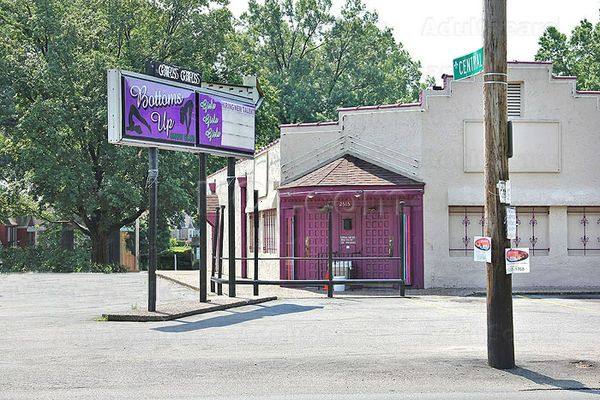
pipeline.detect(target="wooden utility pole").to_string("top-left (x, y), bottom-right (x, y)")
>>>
top-left (483, 0), bottom-right (515, 369)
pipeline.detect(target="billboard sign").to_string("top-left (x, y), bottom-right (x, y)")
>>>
top-left (198, 93), bottom-right (256, 156)
top-left (145, 60), bottom-right (201, 87)
top-left (122, 75), bottom-right (197, 147)
top-left (108, 69), bottom-right (256, 158)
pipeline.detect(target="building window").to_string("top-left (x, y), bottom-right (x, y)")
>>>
top-left (508, 82), bottom-right (522, 117)
top-left (567, 207), bottom-right (600, 256)
top-left (449, 206), bottom-right (485, 256)
top-left (27, 231), bottom-right (35, 246)
top-left (248, 213), bottom-right (255, 253)
top-left (262, 209), bottom-right (277, 254)
top-left (510, 207), bottom-right (549, 255)
top-left (449, 206), bottom-right (549, 256)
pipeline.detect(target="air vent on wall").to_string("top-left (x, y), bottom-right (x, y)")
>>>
top-left (508, 82), bottom-right (522, 117)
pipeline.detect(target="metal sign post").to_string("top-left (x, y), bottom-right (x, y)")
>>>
top-left (198, 153), bottom-right (207, 302)
top-left (147, 147), bottom-right (158, 312)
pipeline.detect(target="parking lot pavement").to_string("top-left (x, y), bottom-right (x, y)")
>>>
top-left (1, 273), bottom-right (599, 399)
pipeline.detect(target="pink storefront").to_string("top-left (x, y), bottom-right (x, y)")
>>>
top-left (278, 155), bottom-right (425, 288)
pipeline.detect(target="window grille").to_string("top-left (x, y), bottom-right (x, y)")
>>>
top-left (449, 206), bottom-right (485, 256)
top-left (510, 207), bottom-right (549, 255)
top-left (567, 207), bottom-right (600, 256)
top-left (507, 82), bottom-right (522, 117)
top-left (262, 209), bottom-right (277, 254)
top-left (449, 206), bottom-right (549, 256)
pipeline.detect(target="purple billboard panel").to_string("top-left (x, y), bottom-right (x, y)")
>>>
top-left (198, 93), bottom-right (256, 156)
top-left (122, 76), bottom-right (196, 147)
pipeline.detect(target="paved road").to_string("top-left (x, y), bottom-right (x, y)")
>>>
top-left (1, 273), bottom-right (599, 399)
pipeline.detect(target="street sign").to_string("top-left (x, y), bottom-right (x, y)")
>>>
top-left (453, 48), bottom-right (484, 81)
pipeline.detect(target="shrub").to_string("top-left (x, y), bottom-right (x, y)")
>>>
top-left (0, 224), bottom-right (124, 273)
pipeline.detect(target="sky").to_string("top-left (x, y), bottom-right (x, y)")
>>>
top-left (227, 0), bottom-right (599, 83)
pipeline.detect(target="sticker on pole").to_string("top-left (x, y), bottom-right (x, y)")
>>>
top-left (505, 248), bottom-right (530, 274)
top-left (506, 206), bottom-right (517, 240)
top-left (474, 236), bottom-right (492, 263)
top-left (497, 180), bottom-right (511, 204)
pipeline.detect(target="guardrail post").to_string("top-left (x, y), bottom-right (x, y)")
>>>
top-left (327, 205), bottom-right (333, 298)
top-left (399, 201), bottom-right (406, 297)
top-left (253, 189), bottom-right (259, 296)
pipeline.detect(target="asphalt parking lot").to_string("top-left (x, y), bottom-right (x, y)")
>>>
top-left (1, 273), bottom-right (599, 399)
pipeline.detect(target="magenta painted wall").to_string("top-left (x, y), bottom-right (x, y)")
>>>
top-left (279, 185), bottom-right (425, 288)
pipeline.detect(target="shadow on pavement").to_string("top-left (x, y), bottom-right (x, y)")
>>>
top-left (153, 303), bottom-right (323, 333)
top-left (509, 367), bottom-right (600, 394)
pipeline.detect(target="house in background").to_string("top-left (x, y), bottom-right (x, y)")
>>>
top-left (171, 193), bottom-right (221, 242)
top-left (171, 214), bottom-right (199, 242)
top-left (0, 216), bottom-right (44, 248)
top-left (206, 61), bottom-right (600, 289)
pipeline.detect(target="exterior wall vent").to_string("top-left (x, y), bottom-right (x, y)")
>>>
top-left (507, 82), bottom-right (523, 117)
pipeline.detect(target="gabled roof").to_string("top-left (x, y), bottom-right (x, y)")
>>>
top-left (280, 155), bottom-right (421, 189)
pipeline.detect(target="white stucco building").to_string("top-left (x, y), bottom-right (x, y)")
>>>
top-left (207, 61), bottom-right (600, 289)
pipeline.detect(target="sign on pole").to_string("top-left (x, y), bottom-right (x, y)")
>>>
top-left (474, 236), bottom-right (492, 263)
top-left (506, 206), bottom-right (517, 240)
top-left (453, 48), bottom-right (484, 81)
top-left (107, 69), bottom-right (258, 158)
top-left (505, 248), bottom-right (530, 274)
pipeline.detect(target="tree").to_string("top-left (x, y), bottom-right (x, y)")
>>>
top-left (0, 0), bottom-right (234, 263)
top-left (536, 18), bottom-right (600, 90)
top-left (240, 0), bottom-right (422, 125)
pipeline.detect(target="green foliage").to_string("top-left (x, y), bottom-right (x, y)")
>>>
top-left (0, 224), bottom-right (122, 273)
top-left (0, 0), bottom-right (232, 262)
top-left (238, 0), bottom-right (422, 124)
top-left (0, 0), bottom-right (425, 267)
top-left (536, 18), bottom-right (600, 90)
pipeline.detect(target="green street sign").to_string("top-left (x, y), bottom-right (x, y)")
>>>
top-left (453, 48), bottom-right (484, 80)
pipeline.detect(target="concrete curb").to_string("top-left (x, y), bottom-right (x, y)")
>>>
top-left (157, 271), bottom-right (199, 291)
top-left (102, 296), bottom-right (278, 322)
top-left (468, 291), bottom-right (600, 297)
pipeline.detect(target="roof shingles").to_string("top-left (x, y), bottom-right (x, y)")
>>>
top-left (281, 155), bottom-right (419, 188)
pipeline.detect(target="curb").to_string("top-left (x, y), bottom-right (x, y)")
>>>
top-left (102, 296), bottom-right (278, 322)
top-left (156, 271), bottom-right (200, 292)
top-left (467, 291), bottom-right (600, 297)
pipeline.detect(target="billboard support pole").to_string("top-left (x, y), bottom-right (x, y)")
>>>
top-left (148, 147), bottom-right (158, 312)
top-left (198, 153), bottom-right (208, 302)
